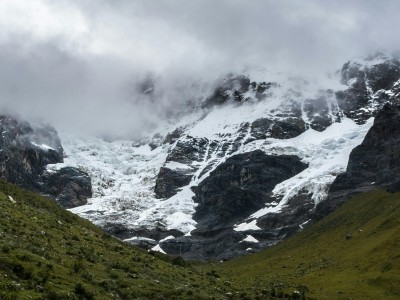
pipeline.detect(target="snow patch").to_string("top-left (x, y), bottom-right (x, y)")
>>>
top-left (159, 235), bottom-right (175, 243)
top-left (31, 142), bottom-right (55, 151)
top-left (123, 236), bottom-right (155, 243)
top-left (151, 244), bottom-right (166, 254)
top-left (241, 235), bottom-right (259, 243)
top-left (299, 219), bottom-right (311, 229)
top-left (164, 161), bottom-right (193, 170)
top-left (234, 220), bottom-right (261, 232)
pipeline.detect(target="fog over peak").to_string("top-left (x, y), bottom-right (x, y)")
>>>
top-left (0, 0), bottom-right (399, 138)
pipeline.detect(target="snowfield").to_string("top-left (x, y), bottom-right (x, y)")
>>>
top-left (50, 109), bottom-right (373, 239)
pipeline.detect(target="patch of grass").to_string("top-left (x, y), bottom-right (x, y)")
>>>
top-left (0, 180), bottom-right (236, 299)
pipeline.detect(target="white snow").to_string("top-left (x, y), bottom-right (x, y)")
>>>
top-left (8, 195), bottom-right (16, 203)
top-left (159, 235), bottom-right (175, 243)
top-left (299, 219), bottom-right (311, 229)
top-left (31, 142), bottom-right (55, 151)
top-left (48, 130), bottom-right (201, 235)
top-left (123, 236), bottom-right (155, 243)
top-left (164, 161), bottom-right (193, 170)
top-left (234, 220), bottom-right (261, 232)
top-left (151, 244), bottom-right (166, 254)
top-left (241, 235), bottom-right (259, 243)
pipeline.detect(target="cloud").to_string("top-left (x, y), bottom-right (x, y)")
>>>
top-left (0, 0), bottom-right (399, 138)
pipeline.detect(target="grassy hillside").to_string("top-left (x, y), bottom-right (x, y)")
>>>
top-left (214, 189), bottom-right (400, 299)
top-left (0, 180), bottom-right (241, 299)
top-left (1, 179), bottom-right (400, 299)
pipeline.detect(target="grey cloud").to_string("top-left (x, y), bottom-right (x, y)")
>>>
top-left (0, 0), bottom-right (400, 138)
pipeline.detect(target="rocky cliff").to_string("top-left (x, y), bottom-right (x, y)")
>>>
top-left (318, 101), bottom-right (400, 218)
top-left (0, 114), bottom-right (92, 208)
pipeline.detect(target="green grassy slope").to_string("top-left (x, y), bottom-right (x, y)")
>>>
top-left (215, 189), bottom-right (400, 299)
top-left (0, 180), bottom-right (238, 299)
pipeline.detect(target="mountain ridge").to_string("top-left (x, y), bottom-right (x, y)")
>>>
top-left (61, 54), bottom-right (400, 260)
top-left (1, 53), bottom-right (400, 260)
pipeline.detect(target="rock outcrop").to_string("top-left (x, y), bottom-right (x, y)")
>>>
top-left (0, 115), bottom-right (63, 189)
top-left (319, 101), bottom-right (400, 217)
top-left (154, 167), bottom-right (192, 199)
top-left (193, 150), bottom-right (308, 230)
top-left (336, 53), bottom-right (400, 124)
top-left (203, 74), bottom-right (274, 107)
top-left (0, 114), bottom-right (92, 207)
top-left (250, 117), bottom-right (306, 140)
top-left (42, 167), bottom-right (92, 208)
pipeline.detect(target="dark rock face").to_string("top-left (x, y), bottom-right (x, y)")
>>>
top-left (153, 137), bottom-right (209, 198)
top-left (0, 114), bottom-right (92, 208)
top-left (166, 137), bottom-right (208, 165)
top-left (42, 167), bottom-right (92, 208)
top-left (193, 150), bottom-right (308, 231)
top-left (154, 167), bottom-right (192, 199)
top-left (0, 115), bottom-right (63, 189)
top-left (250, 117), bottom-right (306, 140)
top-left (168, 190), bottom-right (315, 261)
top-left (257, 188), bottom-right (315, 236)
top-left (336, 55), bottom-right (400, 124)
top-left (318, 102), bottom-right (400, 218)
top-left (203, 75), bottom-right (250, 107)
top-left (162, 126), bottom-right (185, 145)
top-left (203, 74), bottom-right (275, 108)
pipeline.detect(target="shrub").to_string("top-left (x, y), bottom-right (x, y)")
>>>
top-left (74, 282), bottom-right (95, 300)
top-left (0, 292), bottom-right (17, 300)
top-left (73, 260), bottom-right (85, 273)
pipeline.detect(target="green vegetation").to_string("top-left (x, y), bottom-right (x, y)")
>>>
top-left (0, 180), bottom-right (237, 299)
top-left (215, 189), bottom-right (400, 299)
top-left (0, 179), bottom-right (400, 299)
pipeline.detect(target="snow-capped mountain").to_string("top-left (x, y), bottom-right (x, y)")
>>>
top-left (46, 53), bottom-right (400, 260)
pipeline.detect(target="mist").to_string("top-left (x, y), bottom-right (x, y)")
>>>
top-left (1, 0), bottom-right (400, 138)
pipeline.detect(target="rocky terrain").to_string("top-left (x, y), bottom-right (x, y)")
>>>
top-left (317, 101), bottom-right (400, 218)
top-left (0, 114), bottom-right (92, 208)
top-left (4, 53), bottom-right (400, 260)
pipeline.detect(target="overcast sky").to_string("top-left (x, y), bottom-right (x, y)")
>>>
top-left (0, 0), bottom-right (399, 138)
